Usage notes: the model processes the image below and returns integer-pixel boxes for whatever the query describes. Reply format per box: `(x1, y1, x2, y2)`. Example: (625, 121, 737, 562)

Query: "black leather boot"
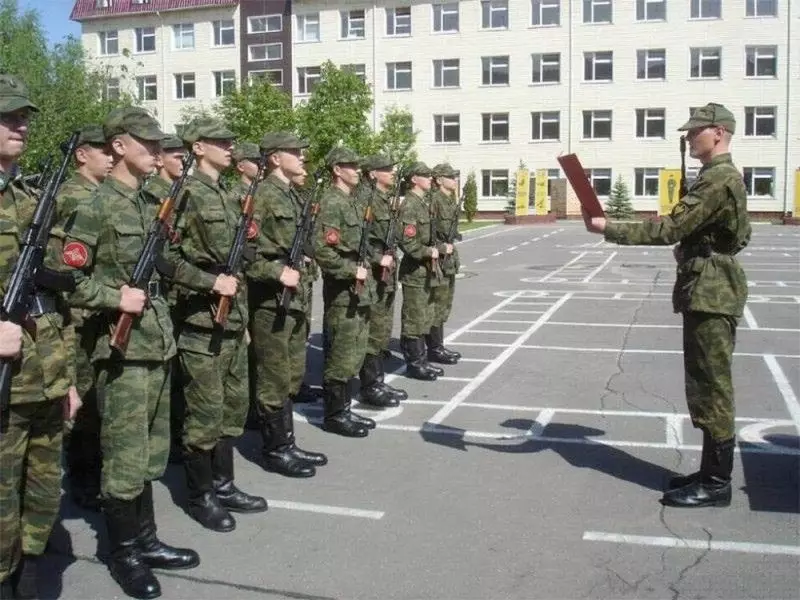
(281, 400, 328, 466)
(661, 437, 735, 508)
(401, 336, 438, 381)
(426, 325, 458, 364)
(138, 482, 200, 569)
(322, 381, 369, 437)
(291, 382, 321, 404)
(211, 438, 268, 513)
(183, 450, 236, 532)
(348, 410, 376, 430)
(1, 579, 14, 599)
(12, 554, 37, 599)
(668, 428, 713, 490)
(260, 408, 316, 477)
(103, 496, 161, 599)
(359, 354, 400, 408)
(372, 353, 408, 401)
(66, 418, 102, 512)
(434, 324, 461, 360)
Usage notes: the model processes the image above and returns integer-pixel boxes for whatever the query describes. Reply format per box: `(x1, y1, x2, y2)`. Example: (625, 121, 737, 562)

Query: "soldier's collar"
(0, 170, 8, 193)
(191, 169, 222, 191)
(106, 175, 140, 198)
(266, 171, 290, 191)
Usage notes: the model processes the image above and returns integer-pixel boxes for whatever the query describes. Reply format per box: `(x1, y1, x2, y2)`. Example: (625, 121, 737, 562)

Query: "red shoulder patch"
(325, 228, 340, 245)
(247, 220, 259, 239)
(403, 224, 417, 238)
(63, 241, 88, 268)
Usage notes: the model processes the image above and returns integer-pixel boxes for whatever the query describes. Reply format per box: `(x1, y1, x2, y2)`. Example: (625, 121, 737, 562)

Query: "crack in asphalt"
(667, 528, 713, 600)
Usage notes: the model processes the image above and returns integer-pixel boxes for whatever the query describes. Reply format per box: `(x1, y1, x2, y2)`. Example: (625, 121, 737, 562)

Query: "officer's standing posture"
(246, 132, 327, 476)
(0, 74, 81, 600)
(583, 103, 750, 508)
(397, 163, 445, 381)
(171, 118, 267, 531)
(313, 146, 378, 437)
(62, 108, 200, 599)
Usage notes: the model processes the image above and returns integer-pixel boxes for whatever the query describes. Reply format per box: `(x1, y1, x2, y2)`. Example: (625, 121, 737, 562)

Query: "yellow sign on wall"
(514, 169, 529, 216)
(534, 169, 549, 215)
(658, 169, 682, 215)
(794, 169, 800, 216)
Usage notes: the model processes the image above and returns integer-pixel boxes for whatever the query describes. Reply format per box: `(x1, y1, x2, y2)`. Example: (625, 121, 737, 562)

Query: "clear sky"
(19, 0, 81, 46)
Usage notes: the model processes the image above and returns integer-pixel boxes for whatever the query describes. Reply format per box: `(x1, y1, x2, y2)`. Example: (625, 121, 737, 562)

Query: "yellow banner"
(534, 169, 548, 215)
(514, 169, 529, 216)
(659, 169, 682, 215)
(794, 169, 800, 216)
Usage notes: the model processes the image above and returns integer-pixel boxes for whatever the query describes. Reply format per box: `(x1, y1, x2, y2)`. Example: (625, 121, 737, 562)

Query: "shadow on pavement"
(739, 434, 800, 514)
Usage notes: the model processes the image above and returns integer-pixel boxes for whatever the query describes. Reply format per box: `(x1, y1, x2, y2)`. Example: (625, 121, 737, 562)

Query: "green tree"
(372, 105, 418, 172)
(213, 79, 296, 143)
(462, 171, 479, 222)
(605, 175, 635, 219)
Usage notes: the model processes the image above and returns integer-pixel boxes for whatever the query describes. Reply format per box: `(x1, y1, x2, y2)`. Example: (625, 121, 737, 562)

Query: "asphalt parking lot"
(49, 221, 799, 600)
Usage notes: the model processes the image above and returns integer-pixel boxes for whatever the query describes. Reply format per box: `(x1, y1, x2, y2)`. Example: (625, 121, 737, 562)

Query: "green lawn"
(459, 220, 502, 232)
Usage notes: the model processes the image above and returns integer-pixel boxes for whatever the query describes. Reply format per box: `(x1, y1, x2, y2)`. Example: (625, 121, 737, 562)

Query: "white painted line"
(268, 500, 385, 520)
(777, 281, 788, 287)
(437, 376, 474, 382)
(582, 251, 618, 283)
(473, 258, 487, 264)
(449, 342, 510, 347)
(764, 354, 800, 436)
(508, 245, 518, 251)
(582, 532, 800, 556)
(532, 237, 541, 241)
(457, 358, 493, 363)
(492, 251, 503, 256)
(540, 252, 588, 282)
(467, 329, 527, 335)
(445, 291, 525, 342)
(743, 306, 759, 330)
(483, 319, 538, 324)
(546, 320, 800, 333)
(518, 344, 800, 359)
(528, 408, 556, 437)
(498, 310, 547, 314)
(458, 225, 520, 244)
(665, 414, 684, 448)
(521, 241, 530, 246)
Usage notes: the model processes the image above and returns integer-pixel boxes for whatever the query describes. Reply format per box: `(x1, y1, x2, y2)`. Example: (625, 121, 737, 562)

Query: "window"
(341, 9, 365, 39)
(531, 0, 560, 25)
(297, 66, 321, 94)
(103, 77, 120, 101)
(481, 0, 508, 29)
(531, 111, 560, 140)
(132, 0, 150, 4)
(174, 73, 195, 99)
(213, 20, 235, 47)
(636, 0, 666, 20)
(433, 2, 459, 32)
(635, 108, 666, 138)
(583, 110, 612, 139)
(386, 7, 411, 35)
(297, 13, 320, 42)
(482, 170, 509, 197)
(635, 168, 660, 196)
(173, 24, 194, 50)
(584, 51, 613, 81)
(433, 59, 460, 88)
(98, 30, 118, 55)
(482, 56, 509, 85)
(248, 15, 282, 33)
(583, 0, 612, 23)
(690, 0, 721, 19)
(136, 75, 157, 101)
(690, 47, 721, 78)
(96, 0, 112, 7)
(746, 46, 777, 77)
(135, 27, 155, 52)
(743, 168, 774, 196)
(387, 61, 412, 90)
(746, 0, 777, 17)
(249, 70, 283, 86)
(636, 49, 666, 80)
(482, 113, 509, 142)
(586, 168, 612, 196)
(546, 168, 561, 195)
(532, 53, 560, 83)
(343, 63, 367, 82)
(744, 106, 777, 137)
(249, 43, 282, 61)
(433, 114, 460, 143)
(213, 70, 236, 97)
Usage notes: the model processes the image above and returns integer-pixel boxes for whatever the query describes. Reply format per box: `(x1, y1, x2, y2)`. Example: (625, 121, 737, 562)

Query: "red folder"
(557, 154, 606, 219)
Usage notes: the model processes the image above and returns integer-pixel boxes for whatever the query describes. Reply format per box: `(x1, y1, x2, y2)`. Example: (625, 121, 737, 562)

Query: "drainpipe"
(372, 0, 377, 131)
(567, 0, 573, 154)
(781, 2, 791, 214)
(156, 10, 167, 129)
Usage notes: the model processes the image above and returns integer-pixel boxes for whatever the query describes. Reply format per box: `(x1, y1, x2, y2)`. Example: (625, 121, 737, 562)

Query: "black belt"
(28, 292, 59, 317)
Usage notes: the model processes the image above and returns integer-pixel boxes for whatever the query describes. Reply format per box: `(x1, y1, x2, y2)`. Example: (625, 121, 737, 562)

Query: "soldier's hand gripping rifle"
(109, 152, 196, 356)
(380, 168, 404, 283)
(679, 135, 688, 198)
(0, 131, 81, 413)
(354, 182, 376, 296)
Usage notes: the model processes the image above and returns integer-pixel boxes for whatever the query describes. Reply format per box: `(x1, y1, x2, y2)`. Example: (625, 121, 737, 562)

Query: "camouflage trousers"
(251, 307, 308, 414)
(430, 274, 456, 327)
(178, 329, 249, 452)
(683, 311, 738, 441)
(96, 360, 170, 501)
(0, 399, 63, 581)
(367, 286, 396, 356)
(324, 305, 369, 384)
(400, 284, 435, 338)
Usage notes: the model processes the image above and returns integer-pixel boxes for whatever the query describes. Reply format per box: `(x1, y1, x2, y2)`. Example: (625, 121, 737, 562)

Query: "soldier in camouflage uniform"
(141, 135, 185, 206)
(0, 74, 81, 600)
(313, 146, 378, 437)
(62, 108, 201, 599)
(584, 103, 750, 509)
(397, 162, 445, 381)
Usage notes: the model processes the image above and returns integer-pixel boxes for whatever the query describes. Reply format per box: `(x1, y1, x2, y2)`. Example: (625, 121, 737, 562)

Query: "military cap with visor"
(678, 102, 736, 134)
(103, 107, 167, 141)
(360, 153, 395, 172)
(75, 124, 106, 146)
(260, 131, 309, 154)
(160, 135, 185, 151)
(405, 161, 433, 178)
(432, 163, 459, 178)
(0, 74, 39, 114)
(181, 117, 235, 145)
(325, 146, 360, 167)
(232, 141, 262, 162)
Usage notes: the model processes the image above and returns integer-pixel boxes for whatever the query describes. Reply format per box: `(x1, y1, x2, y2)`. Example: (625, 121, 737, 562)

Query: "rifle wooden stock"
(556, 154, 606, 218)
(109, 312, 134, 354)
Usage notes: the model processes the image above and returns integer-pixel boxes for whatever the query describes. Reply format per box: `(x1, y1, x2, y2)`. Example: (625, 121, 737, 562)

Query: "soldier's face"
(120, 134, 159, 176)
(0, 108, 31, 161)
(198, 139, 232, 171)
(238, 159, 260, 181)
(438, 176, 457, 192)
(276, 149, 304, 177)
(413, 174, 432, 191)
(336, 164, 360, 187)
(372, 168, 394, 189)
(161, 150, 185, 179)
(291, 170, 307, 186)
(77, 144, 113, 180)
(686, 125, 724, 160)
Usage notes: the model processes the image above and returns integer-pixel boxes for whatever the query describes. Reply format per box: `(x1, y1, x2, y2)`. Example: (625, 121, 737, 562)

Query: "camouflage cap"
(325, 146, 360, 167)
(678, 102, 736, 134)
(232, 141, 262, 162)
(432, 163, 459, 178)
(76, 124, 106, 146)
(0, 74, 39, 114)
(182, 117, 235, 144)
(405, 161, 433, 178)
(103, 106, 166, 141)
(160, 135, 185, 151)
(360, 153, 395, 172)
(260, 131, 309, 154)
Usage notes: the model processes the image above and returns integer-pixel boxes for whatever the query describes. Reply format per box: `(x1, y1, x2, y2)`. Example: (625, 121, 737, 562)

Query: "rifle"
(380, 168, 404, 283)
(427, 190, 443, 283)
(213, 151, 269, 327)
(109, 152, 196, 356)
(441, 187, 464, 270)
(0, 131, 81, 413)
(22, 153, 56, 189)
(354, 182, 376, 295)
(679, 135, 688, 198)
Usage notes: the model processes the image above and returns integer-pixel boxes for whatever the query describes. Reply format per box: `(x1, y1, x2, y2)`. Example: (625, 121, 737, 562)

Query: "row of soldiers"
(0, 74, 464, 600)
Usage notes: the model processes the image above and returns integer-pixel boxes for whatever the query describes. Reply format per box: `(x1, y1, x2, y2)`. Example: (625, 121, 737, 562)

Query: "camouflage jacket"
(314, 184, 376, 308)
(56, 173, 98, 225)
(141, 173, 171, 206)
(430, 188, 461, 275)
(398, 190, 442, 288)
(0, 173, 74, 403)
(605, 153, 751, 316)
(355, 183, 401, 291)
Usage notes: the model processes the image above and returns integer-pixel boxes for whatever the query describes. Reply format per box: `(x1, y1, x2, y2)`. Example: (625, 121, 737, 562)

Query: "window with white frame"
(433, 59, 460, 88)
(481, 0, 508, 29)
(635, 108, 666, 138)
(136, 75, 157, 101)
(297, 66, 321, 94)
(96, 0, 112, 7)
(249, 43, 282, 62)
(531, 0, 560, 25)
(98, 30, 118, 55)
(583, 110, 612, 139)
(690, 0, 721, 19)
(584, 51, 613, 81)
(174, 73, 195, 99)
(387, 61, 412, 90)
(690, 47, 721, 78)
(744, 106, 777, 137)
(249, 69, 283, 86)
(636, 49, 666, 79)
(583, 0, 612, 23)
(132, 0, 150, 4)
(342, 64, 367, 82)
(213, 70, 236, 97)
(746, 0, 777, 17)
(248, 14, 282, 34)
(636, 0, 666, 20)
(531, 111, 560, 140)
(586, 168, 612, 196)
(341, 9, 366, 39)
(386, 6, 411, 35)
(482, 113, 509, 141)
(433, 114, 460, 143)
(634, 168, 660, 196)
(531, 53, 560, 83)
(746, 45, 777, 77)
(742, 167, 775, 196)
(103, 77, 120, 101)
(297, 14, 320, 42)
(213, 20, 235, 47)
(481, 170, 509, 197)
(432, 2, 459, 32)
(482, 56, 509, 85)
(173, 24, 194, 50)
(135, 27, 155, 52)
